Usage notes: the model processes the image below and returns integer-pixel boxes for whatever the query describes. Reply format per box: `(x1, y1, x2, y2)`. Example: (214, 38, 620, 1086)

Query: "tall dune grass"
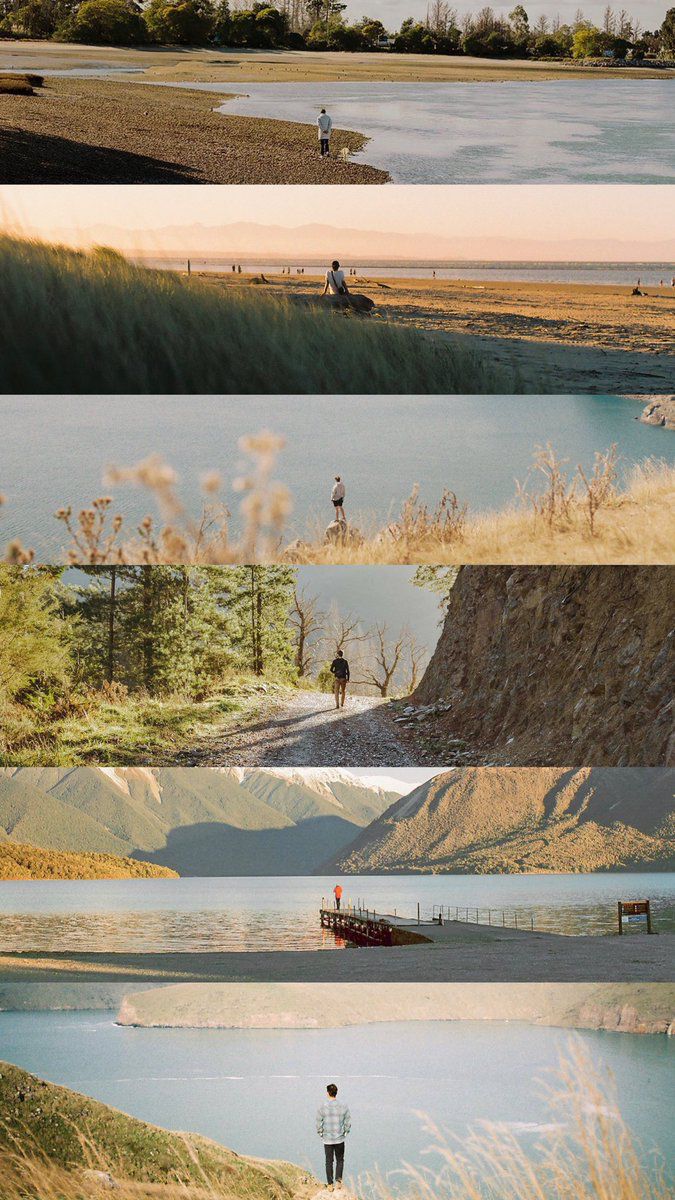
(0, 237, 509, 394)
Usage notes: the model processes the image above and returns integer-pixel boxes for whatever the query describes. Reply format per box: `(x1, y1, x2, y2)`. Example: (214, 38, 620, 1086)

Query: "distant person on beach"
(323, 260, 350, 298)
(333, 883, 343, 911)
(330, 650, 350, 710)
(332, 475, 346, 524)
(318, 108, 333, 157)
(316, 1083, 351, 1192)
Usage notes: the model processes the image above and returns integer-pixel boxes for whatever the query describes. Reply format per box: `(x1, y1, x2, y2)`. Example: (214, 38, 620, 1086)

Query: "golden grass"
(4, 438, 673, 566)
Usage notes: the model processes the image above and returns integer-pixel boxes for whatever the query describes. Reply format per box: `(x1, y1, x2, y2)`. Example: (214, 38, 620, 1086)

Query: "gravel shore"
(0, 76, 389, 184)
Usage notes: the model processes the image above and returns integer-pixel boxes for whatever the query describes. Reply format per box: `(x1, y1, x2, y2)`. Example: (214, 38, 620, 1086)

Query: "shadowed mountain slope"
(0, 767, 399, 875)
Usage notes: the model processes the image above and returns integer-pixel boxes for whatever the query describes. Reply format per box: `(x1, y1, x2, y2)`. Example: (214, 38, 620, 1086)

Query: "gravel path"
(184, 692, 416, 767)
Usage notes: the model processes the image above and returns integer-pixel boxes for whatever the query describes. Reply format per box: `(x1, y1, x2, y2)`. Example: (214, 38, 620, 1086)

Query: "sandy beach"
(191, 272, 675, 393)
(0, 77, 388, 184)
(2, 40, 673, 83)
(1, 929, 672, 983)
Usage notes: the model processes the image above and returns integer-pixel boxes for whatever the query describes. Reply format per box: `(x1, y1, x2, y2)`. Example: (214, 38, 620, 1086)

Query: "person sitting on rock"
(331, 476, 346, 524)
(323, 260, 350, 300)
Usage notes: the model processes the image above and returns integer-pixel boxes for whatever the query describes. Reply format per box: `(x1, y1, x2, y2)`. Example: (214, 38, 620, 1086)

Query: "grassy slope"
(0, 237, 510, 394)
(118, 982, 675, 1035)
(288, 462, 675, 566)
(0, 841, 178, 879)
(0, 1060, 314, 1197)
(0, 684, 283, 767)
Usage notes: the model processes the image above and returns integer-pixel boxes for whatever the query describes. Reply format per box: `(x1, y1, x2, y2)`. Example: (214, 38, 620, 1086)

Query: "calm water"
(1, 395, 670, 558)
(141, 258, 675, 285)
(0, 1012, 672, 1193)
(1, 875, 673, 951)
(215, 80, 675, 184)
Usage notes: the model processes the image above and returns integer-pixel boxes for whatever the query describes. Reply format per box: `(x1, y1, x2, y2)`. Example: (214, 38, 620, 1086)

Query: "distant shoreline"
(2, 40, 674, 84)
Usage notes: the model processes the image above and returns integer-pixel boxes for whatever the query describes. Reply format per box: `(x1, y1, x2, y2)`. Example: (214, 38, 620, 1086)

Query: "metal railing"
(431, 903, 535, 932)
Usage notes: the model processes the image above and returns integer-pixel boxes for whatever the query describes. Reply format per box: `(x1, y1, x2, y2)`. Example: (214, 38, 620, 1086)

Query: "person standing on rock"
(318, 108, 333, 157)
(331, 476, 346, 524)
(316, 1083, 351, 1192)
(330, 650, 350, 710)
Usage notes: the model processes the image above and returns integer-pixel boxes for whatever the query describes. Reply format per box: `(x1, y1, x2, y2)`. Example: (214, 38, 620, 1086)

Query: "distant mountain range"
(47, 221, 675, 262)
(323, 768, 675, 875)
(0, 768, 401, 876)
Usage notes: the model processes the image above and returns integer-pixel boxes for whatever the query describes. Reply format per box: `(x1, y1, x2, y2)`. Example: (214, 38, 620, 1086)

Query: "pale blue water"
(215, 80, 675, 184)
(141, 258, 675, 285)
(1, 394, 670, 558)
(1, 875, 673, 951)
(0, 1011, 672, 1193)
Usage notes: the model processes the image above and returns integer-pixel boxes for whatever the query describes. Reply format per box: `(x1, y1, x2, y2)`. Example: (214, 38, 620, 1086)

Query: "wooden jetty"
(320, 907, 397, 947)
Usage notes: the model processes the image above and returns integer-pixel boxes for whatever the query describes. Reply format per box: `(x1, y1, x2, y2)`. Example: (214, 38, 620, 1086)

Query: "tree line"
(0, 566, 427, 711)
(2, 1, 673, 58)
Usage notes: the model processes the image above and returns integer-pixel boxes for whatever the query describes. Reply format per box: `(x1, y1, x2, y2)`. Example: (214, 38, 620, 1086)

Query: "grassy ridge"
(0, 1061, 314, 1197)
(0, 237, 509, 394)
(0, 842, 178, 880)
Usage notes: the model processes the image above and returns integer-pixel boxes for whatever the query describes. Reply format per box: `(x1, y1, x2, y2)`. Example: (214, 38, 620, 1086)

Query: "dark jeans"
(335, 897, 341, 910)
(324, 1142, 345, 1184)
(320, 137, 330, 156)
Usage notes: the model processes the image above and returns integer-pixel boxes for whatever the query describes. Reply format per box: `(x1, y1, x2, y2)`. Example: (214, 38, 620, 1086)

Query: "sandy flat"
(0, 77, 387, 184)
(194, 273, 675, 394)
(1, 931, 672, 983)
(2, 40, 673, 82)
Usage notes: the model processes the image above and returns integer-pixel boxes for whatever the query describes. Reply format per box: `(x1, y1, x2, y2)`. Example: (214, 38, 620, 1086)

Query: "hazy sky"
(352, 768, 450, 791)
(4, 186, 673, 259)
(342, 2, 666, 29)
(296, 566, 443, 650)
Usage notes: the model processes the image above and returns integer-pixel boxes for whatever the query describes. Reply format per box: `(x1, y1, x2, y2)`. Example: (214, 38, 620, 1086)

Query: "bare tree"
(603, 5, 616, 34)
(326, 608, 371, 656)
(426, 1, 458, 34)
(289, 588, 325, 677)
(405, 635, 427, 694)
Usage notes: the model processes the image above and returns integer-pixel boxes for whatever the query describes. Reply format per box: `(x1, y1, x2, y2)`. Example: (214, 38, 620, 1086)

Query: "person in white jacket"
(331, 476, 346, 524)
(318, 108, 333, 157)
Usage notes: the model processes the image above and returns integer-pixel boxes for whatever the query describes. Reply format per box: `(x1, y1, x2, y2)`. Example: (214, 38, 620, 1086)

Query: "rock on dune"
(641, 396, 675, 428)
(324, 521, 363, 545)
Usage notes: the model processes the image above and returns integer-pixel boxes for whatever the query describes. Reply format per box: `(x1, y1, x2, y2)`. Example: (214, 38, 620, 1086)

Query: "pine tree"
(0, 566, 73, 706)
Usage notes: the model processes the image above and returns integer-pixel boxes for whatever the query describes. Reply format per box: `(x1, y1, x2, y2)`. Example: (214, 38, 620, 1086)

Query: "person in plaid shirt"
(316, 1082, 351, 1191)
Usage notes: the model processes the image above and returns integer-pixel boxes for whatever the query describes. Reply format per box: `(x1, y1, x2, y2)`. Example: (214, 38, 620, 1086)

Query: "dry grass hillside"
(116, 981, 675, 1036)
(0, 1060, 316, 1199)
(409, 566, 674, 767)
(0, 841, 178, 880)
(326, 767, 675, 875)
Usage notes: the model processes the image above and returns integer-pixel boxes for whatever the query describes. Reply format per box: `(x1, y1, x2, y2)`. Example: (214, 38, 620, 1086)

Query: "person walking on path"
(330, 650, 350, 710)
(318, 108, 333, 157)
(316, 1083, 351, 1192)
(333, 883, 343, 911)
(331, 476, 346, 524)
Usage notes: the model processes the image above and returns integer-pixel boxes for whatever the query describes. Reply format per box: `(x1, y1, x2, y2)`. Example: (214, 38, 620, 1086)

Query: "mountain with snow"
(0, 768, 401, 876)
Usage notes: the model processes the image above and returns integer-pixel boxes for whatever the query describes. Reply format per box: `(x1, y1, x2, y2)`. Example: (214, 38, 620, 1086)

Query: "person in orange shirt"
(333, 884, 343, 912)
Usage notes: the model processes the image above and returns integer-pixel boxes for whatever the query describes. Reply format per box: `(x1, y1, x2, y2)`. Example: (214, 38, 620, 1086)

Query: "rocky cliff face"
(326, 767, 675, 875)
(410, 567, 673, 767)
